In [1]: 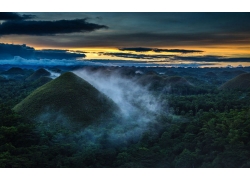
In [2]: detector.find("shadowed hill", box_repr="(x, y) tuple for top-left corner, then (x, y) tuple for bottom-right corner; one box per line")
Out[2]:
(136, 74), (192, 91)
(13, 72), (120, 126)
(26, 68), (51, 81)
(136, 74), (167, 91)
(1, 67), (25, 75)
(31, 76), (52, 88)
(205, 72), (217, 78)
(219, 73), (250, 90)
(166, 76), (192, 86)
(220, 70), (247, 79)
(0, 67), (34, 80)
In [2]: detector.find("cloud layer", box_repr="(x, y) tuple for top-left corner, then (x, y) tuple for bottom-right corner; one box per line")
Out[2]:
(0, 19), (108, 36)
(0, 12), (35, 20)
(99, 51), (250, 62)
(0, 43), (86, 60)
(119, 47), (203, 54)
(99, 52), (173, 60)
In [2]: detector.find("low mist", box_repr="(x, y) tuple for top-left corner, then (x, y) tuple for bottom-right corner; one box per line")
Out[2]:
(31, 67), (170, 148)
(71, 68), (169, 146)
(46, 69), (61, 79)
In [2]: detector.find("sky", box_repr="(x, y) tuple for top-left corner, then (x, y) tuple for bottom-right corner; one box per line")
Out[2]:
(1, 12), (250, 67)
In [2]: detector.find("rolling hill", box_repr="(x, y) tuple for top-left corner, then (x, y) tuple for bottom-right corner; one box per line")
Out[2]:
(2, 67), (25, 75)
(205, 72), (217, 78)
(13, 72), (120, 126)
(26, 68), (51, 81)
(219, 73), (250, 90)
(136, 74), (193, 91)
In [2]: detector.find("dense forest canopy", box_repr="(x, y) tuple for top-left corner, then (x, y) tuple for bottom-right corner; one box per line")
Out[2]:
(1, 65), (250, 168)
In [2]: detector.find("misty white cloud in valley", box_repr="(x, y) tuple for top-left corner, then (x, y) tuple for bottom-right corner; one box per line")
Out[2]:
(72, 68), (169, 145)
(45, 69), (61, 79)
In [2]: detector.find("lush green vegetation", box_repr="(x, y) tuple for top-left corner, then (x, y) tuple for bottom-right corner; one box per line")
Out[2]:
(14, 72), (119, 125)
(220, 73), (250, 90)
(1, 66), (250, 168)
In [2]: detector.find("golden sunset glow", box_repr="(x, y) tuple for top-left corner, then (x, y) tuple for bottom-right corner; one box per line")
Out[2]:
(0, 12), (250, 67)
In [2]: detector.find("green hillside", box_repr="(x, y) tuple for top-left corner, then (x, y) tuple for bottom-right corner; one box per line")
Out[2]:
(13, 72), (119, 126)
(26, 68), (51, 81)
(2, 67), (25, 75)
(31, 76), (52, 88)
(166, 76), (192, 86)
(137, 74), (192, 92)
(219, 73), (250, 90)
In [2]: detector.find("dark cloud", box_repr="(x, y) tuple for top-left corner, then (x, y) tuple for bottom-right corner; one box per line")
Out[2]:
(0, 19), (108, 36)
(99, 51), (250, 63)
(99, 52), (173, 60)
(31, 31), (250, 48)
(1, 13), (250, 50)
(172, 55), (250, 62)
(0, 12), (35, 20)
(35, 49), (86, 59)
(0, 43), (85, 60)
(154, 48), (203, 53)
(0, 43), (35, 59)
(119, 47), (154, 52)
(119, 47), (204, 54)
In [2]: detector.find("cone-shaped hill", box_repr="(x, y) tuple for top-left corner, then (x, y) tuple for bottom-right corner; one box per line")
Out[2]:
(136, 74), (192, 91)
(205, 72), (217, 78)
(219, 73), (250, 90)
(31, 76), (52, 88)
(166, 76), (192, 86)
(13, 72), (120, 126)
(2, 67), (25, 75)
(26, 68), (51, 81)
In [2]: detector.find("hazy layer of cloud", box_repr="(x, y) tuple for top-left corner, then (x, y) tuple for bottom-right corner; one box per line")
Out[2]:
(0, 19), (108, 36)
(0, 12), (35, 20)
(72, 68), (168, 145)
(28, 68), (170, 147)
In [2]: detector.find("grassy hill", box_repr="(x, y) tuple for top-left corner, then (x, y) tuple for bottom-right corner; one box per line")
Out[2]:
(2, 67), (25, 75)
(136, 74), (192, 92)
(26, 68), (51, 81)
(31, 76), (52, 88)
(13, 72), (120, 126)
(219, 73), (250, 90)
(166, 76), (192, 85)
(205, 72), (217, 78)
